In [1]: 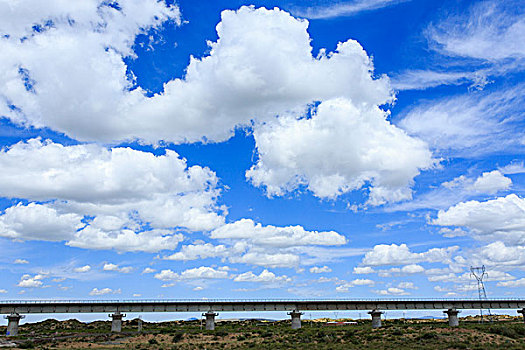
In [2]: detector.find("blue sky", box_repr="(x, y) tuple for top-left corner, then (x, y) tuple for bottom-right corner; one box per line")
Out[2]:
(0, 0), (524, 317)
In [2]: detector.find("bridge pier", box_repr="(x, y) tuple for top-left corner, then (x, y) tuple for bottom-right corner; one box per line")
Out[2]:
(518, 309), (525, 323)
(203, 311), (218, 330)
(369, 310), (383, 328)
(5, 313), (24, 336)
(288, 310), (303, 329)
(110, 312), (125, 332)
(444, 308), (460, 327)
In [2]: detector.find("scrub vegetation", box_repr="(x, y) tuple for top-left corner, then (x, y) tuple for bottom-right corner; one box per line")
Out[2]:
(1, 316), (525, 349)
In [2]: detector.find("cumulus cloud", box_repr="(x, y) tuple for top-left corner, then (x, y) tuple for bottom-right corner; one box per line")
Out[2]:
(13, 259), (29, 264)
(388, 168), (514, 213)
(17, 274), (45, 288)
(442, 170), (512, 195)
(0, 139), (222, 252)
(353, 266), (375, 274)
(0, 4), (433, 206)
(361, 243), (458, 266)
(247, 98), (433, 204)
(433, 194), (525, 245)
(89, 287), (121, 296)
(335, 278), (375, 292)
(376, 264), (425, 277)
(211, 219), (346, 247)
(73, 265), (91, 273)
(1, 5), (392, 145)
(234, 269), (291, 284)
(154, 266), (230, 281)
(398, 282), (417, 289)
(103, 263), (133, 274)
(471, 242), (525, 268)
(142, 268), (156, 274)
(497, 278), (525, 288)
(229, 251), (300, 268)
(309, 266), (332, 274)
(163, 243), (228, 261)
(374, 287), (409, 295)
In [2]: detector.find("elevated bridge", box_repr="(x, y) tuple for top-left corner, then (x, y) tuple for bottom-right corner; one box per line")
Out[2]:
(2, 298), (525, 335)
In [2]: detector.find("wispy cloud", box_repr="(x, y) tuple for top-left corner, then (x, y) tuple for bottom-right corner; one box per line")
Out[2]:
(394, 1), (525, 91)
(398, 83), (525, 157)
(294, 0), (411, 19)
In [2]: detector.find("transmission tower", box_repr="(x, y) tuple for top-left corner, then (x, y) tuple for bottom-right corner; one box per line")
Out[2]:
(470, 265), (492, 322)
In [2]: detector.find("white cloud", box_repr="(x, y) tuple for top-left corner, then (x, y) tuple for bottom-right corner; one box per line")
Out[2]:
(163, 243), (228, 261)
(335, 278), (375, 292)
(433, 194), (525, 245)
(73, 265), (91, 273)
(398, 282), (418, 290)
(471, 171), (512, 194)
(434, 286), (450, 293)
(391, 69), (488, 91)
(353, 266), (375, 274)
(295, 0), (411, 19)
(374, 287), (409, 295)
(1, 5), (393, 145)
(0, 5), (433, 207)
(230, 251), (300, 268)
(0, 139), (222, 252)
(361, 243), (458, 266)
(89, 287), (121, 296)
(388, 168), (514, 213)
(211, 219), (346, 247)
(0, 289), (6, 293)
(471, 242), (525, 268)
(13, 259), (29, 264)
(402, 264), (425, 274)
(499, 162), (525, 175)
(442, 170), (511, 195)
(154, 267), (230, 281)
(395, 1), (525, 91)
(399, 84), (525, 156)
(103, 263), (133, 274)
(234, 269), (291, 284)
(497, 278), (525, 288)
(142, 268), (156, 274)
(0, 202), (83, 242)
(309, 266), (332, 274)
(17, 274), (45, 288)
(427, 1), (525, 62)
(247, 98), (433, 204)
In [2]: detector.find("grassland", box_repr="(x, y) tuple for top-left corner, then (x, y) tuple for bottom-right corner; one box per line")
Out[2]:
(1, 316), (524, 349)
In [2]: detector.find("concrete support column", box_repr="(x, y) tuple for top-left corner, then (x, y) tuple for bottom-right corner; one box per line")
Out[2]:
(444, 308), (460, 327)
(368, 310), (384, 328)
(518, 309), (525, 323)
(110, 312), (126, 333)
(288, 310), (304, 329)
(5, 313), (24, 336)
(203, 311), (218, 330)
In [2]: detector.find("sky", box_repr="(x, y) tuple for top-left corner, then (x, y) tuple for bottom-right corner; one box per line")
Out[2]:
(0, 0), (524, 320)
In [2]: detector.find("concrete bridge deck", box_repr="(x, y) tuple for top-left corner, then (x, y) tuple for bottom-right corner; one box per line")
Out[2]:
(1, 298), (524, 314)
(2, 299), (525, 335)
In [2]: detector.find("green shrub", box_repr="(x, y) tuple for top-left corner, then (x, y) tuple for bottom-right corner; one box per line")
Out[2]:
(172, 333), (183, 343)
